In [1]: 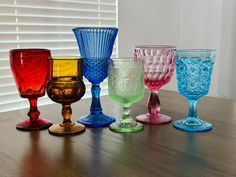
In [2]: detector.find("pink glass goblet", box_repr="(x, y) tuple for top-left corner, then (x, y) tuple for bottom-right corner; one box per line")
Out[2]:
(134, 45), (176, 124)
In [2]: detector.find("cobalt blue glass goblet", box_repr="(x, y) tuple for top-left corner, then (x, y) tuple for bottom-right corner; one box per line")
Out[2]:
(73, 27), (118, 127)
(173, 49), (216, 132)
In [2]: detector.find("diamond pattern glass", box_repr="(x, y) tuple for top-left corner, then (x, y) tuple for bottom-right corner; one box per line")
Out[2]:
(173, 49), (216, 132)
(134, 45), (176, 124)
(73, 27), (118, 127)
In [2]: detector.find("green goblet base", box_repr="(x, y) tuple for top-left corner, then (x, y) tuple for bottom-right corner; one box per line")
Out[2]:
(109, 122), (144, 133)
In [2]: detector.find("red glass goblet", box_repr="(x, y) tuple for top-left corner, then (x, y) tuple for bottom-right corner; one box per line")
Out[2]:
(10, 49), (53, 130)
(134, 45), (176, 124)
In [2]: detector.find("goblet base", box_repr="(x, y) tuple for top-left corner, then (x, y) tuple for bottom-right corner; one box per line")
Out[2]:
(173, 117), (213, 132)
(110, 122), (144, 133)
(49, 123), (85, 135)
(78, 113), (115, 127)
(16, 119), (52, 131)
(136, 113), (172, 125)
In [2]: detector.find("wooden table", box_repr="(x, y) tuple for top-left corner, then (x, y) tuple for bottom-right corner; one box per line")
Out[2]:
(0, 90), (236, 177)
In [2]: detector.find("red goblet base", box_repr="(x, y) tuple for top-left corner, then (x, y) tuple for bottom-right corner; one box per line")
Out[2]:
(16, 119), (52, 131)
(136, 113), (172, 125)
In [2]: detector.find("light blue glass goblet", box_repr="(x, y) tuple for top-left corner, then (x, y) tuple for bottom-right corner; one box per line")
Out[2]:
(73, 27), (118, 127)
(173, 49), (216, 132)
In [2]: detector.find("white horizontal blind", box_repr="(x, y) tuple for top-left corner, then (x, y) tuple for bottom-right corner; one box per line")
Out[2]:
(0, 0), (118, 112)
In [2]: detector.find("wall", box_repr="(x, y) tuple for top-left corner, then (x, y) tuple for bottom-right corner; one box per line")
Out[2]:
(118, 0), (236, 99)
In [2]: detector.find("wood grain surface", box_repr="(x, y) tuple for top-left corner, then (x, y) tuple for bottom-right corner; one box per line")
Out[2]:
(0, 90), (236, 177)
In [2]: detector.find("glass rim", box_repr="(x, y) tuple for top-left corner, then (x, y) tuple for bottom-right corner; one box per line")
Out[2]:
(49, 56), (82, 60)
(10, 48), (50, 53)
(176, 49), (216, 53)
(134, 45), (176, 50)
(72, 26), (118, 31)
(110, 58), (143, 66)
(111, 57), (142, 62)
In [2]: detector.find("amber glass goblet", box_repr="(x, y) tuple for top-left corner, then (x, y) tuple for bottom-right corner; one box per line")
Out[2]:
(47, 57), (86, 135)
(10, 49), (52, 131)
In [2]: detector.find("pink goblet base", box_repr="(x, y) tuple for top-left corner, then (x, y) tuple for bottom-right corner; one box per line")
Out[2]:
(16, 119), (52, 131)
(136, 113), (172, 125)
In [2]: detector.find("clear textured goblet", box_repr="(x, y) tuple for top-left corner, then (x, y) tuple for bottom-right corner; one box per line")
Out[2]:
(47, 57), (86, 135)
(108, 58), (144, 133)
(10, 49), (53, 130)
(73, 27), (118, 127)
(134, 45), (176, 124)
(173, 49), (216, 132)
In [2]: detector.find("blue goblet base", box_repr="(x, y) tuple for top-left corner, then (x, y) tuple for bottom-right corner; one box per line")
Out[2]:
(78, 113), (115, 128)
(173, 117), (213, 132)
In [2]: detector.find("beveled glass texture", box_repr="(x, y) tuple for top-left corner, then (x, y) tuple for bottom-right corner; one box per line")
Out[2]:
(134, 45), (176, 124)
(47, 57), (86, 135)
(73, 27), (118, 127)
(10, 48), (52, 130)
(173, 49), (216, 132)
(108, 58), (144, 133)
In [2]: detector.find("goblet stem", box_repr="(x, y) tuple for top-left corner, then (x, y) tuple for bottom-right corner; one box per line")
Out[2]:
(188, 99), (198, 118)
(148, 91), (160, 117)
(48, 104), (85, 135)
(173, 98), (212, 131)
(61, 104), (74, 126)
(121, 106), (132, 123)
(183, 99), (202, 126)
(90, 84), (102, 115)
(110, 105), (143, 133)
(28, 98), (40, 120)
(16, 97), (52, 130)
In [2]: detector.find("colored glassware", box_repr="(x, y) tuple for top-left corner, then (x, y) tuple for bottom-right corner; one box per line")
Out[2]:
(10, 49), (52, 130)
(73, 27), (118, 127)
(134, 45), (176, 124)
(108, 58), (144, 133)
(47, 57), (86, 135)
(173, 49), (216, 132)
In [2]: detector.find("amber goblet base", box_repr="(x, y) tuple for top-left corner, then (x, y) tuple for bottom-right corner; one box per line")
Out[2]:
(49, 123), (85, 135)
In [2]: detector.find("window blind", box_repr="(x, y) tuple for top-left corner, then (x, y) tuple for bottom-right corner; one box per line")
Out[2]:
(0, 0), (118, 112)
